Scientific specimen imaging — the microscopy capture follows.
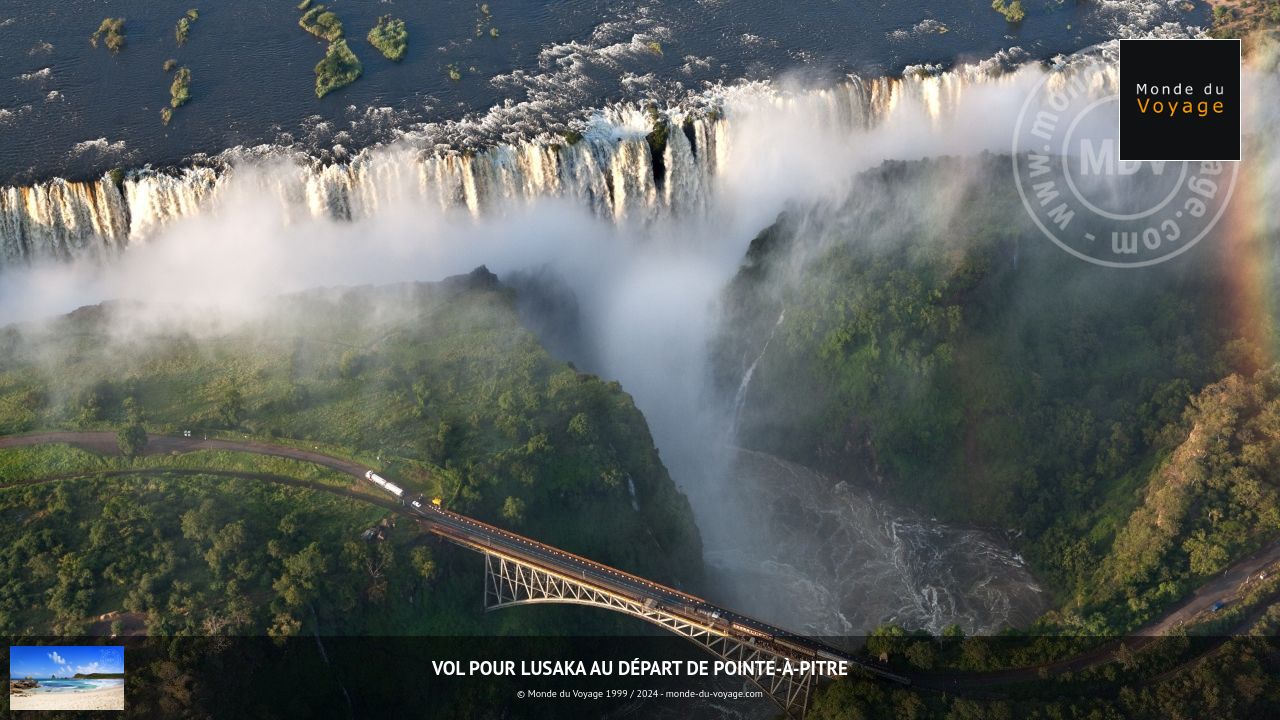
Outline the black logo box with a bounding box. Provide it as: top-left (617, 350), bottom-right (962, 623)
top-left (1119, 38), bottom-right (1241, 162)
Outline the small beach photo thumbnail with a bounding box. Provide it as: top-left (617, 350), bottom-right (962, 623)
top-left (9, 645), bottom-right (125, 711)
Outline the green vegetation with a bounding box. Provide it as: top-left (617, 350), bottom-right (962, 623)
top-left (992, 0), bottom-right (1026, 23)
top-left (117, 424), bottom-right (147, 458)
top-left (169, 67), bottom-right (192, 108)
top-left (159, 62), bottom-right (191, 124)
top-left (296, 3), bottom-right (360, 97)
top-left (1208, 0), bottom-right (1280, 38)
top-left (0, 472), bottom-right (384, 636)
top-left (1093, 369), bottom-right (1280, 618)
top-left (90, 18), bottom-right (126, 53)
top-left (717, 156), bottom-right (1278, 633)
top-left (717, 153), bottom-right (1280, 718)
top-left (314, 39), bottom-right (362, 98)
top-left (297, 0), bottom-right (312, 10)
top-left (368, 15), bottom-right (408, 61)
top-left (299, 5), bottom-right (345, 42)
top-left (175, 9), bottom-right (199, 46)
top-left (0, 270), bottom-right (702, 639)
top-left (447, 63), bottom-right (462, 81)
top-left (810, 624), bottom-right (1280, 718)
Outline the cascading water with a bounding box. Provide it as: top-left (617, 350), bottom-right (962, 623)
top-left (0, 106), bottom-right (726, 264)
top-left (0, 56), bottom-right (1120, 267)
top-left (0, 177), bottom-right (129, 261)
top-left (729, 308), bottom-right (784, 438)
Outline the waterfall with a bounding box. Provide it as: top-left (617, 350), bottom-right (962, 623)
top-left (0, 56), bottom-right (1120, 268)
top-left (626, 476), bottom-right (640, 512)
top-left (730, 309), bottom-right (785, 438)
top-left (0, 177), bottom-right (130, 262)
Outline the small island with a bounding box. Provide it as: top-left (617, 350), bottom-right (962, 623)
top-left (90, 18), bottom-right (126, 52)
top-left (163, 66), bottom-right (192, 125)
top-left (175, 9), bottom-right (199, 46)
top-left (170, 67), bottom-right (192, 108)
top-left (991, 0), bottom-right (1025, 23)
top-left (315, 39), bottom-right (362, 98)
top-left (299, 5), bottom-right (344, 41)
top-left (367, 15), bottom-right (408, 61)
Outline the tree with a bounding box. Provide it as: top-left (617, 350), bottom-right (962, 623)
top-left (273, 542), bottom-right (328, 608)
top-left (866, 624), bottom-right (908, 661)
top-left (217, 386), bottom-right (244, 427)
top-left (904, 640), bottom-right (937, 670)
top-left (1185, 530), bottom-right (1229, 576)
top-left (123, 396), bottom-right (145, 424)
top-left (204, 521), bottom-right (247, 577)
top-left (118, 423), bottom-right (148, 458)
top-left (501, 496), bottom-right (526, 525)
top-left (568, 412), bottom-right (594, 440)
top-left (339, 350), bottom-right (362, 379)
top-left (77, 381), bottom-right (114, 426)
top-left (181, 499), bottom-right (221, 544)
top-left (409, 546), bottom-right (436, 584)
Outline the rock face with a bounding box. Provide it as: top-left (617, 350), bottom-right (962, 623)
top-left (11, 678), bottom-right (39, 690)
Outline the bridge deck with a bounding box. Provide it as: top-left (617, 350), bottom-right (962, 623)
top-left (409, 500), bottom-right (908, 684)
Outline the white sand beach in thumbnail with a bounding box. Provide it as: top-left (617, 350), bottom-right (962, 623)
top-left (10, 681), bottom-right (124, 711)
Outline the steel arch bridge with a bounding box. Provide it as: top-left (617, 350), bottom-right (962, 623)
top-left (483, 550), bottom-right (815, 718)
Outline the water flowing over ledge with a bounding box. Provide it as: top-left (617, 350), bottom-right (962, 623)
top-left (0, 51), bottom-right (1122, 267)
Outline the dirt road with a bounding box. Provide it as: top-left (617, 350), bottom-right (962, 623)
top-left (0, 430), bottom-right (368, 477)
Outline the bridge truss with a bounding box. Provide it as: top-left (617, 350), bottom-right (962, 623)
top-left (483, 550), bottom-right (816, 719)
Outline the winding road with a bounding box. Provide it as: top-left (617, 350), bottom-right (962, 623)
top-left (0, 430), bottom-right (369, 476)
top-left (2, 430), bottom-right (1278, 693)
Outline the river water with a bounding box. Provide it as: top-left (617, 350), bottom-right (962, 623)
top-left (707, 449), bottom-right (1046, 636)
top-left (0, 0), bottom-right (1197, 184)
